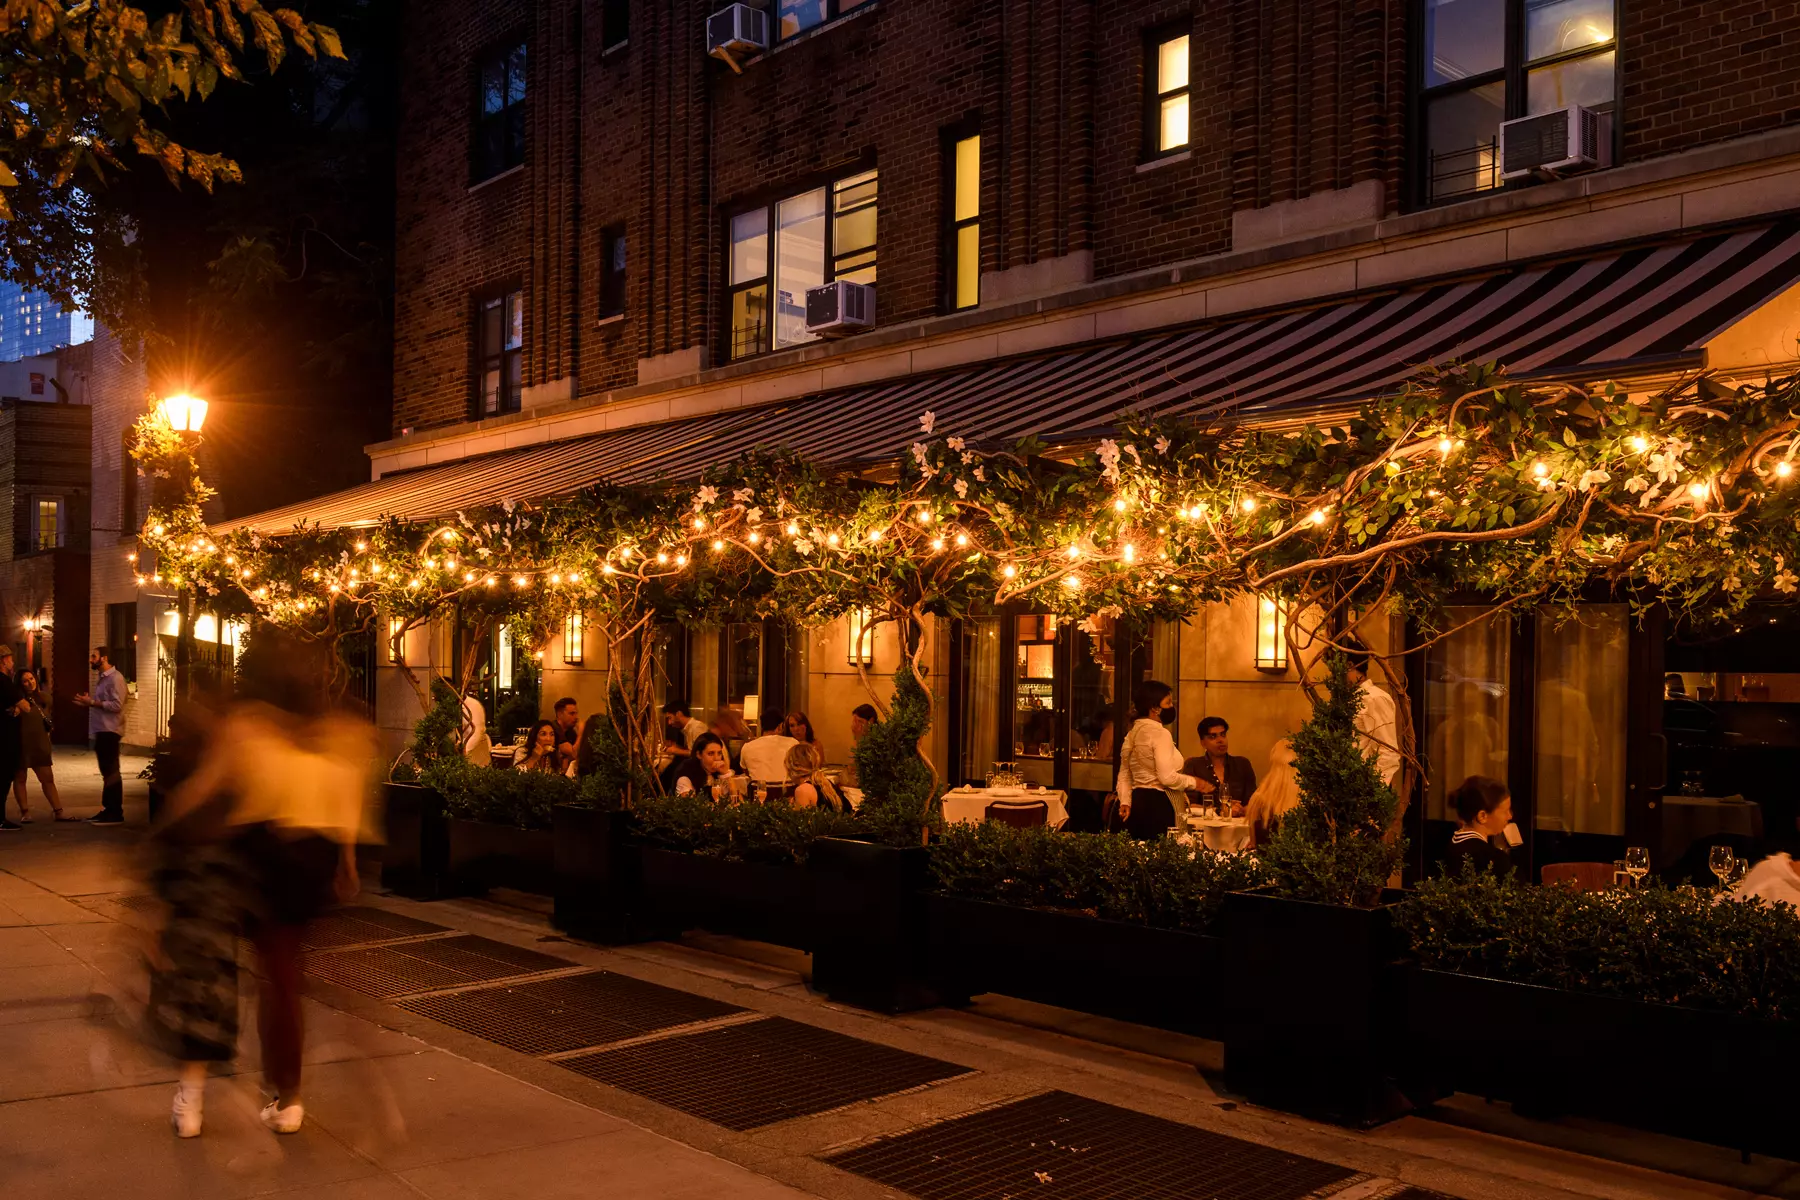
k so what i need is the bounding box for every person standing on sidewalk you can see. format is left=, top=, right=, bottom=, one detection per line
left=0, top=647, right=28, bottom=832
left=148, top=627, right=373, bottom=1138
left=13, top=670, right=71, bottom=821
left=73, top=646, right=126, bottom=825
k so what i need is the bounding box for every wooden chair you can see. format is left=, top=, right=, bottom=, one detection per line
left=985, top=798, right=1049, bottom=828
left=1539, top=861, right=1617, bottom=891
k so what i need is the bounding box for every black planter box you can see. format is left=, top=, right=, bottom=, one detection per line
left=1222, top=889, right=1409, bottom=1127
left=636, top=845, right=815, bottom=950
left=927, top=894, right=1226, bottom=1036
left=810, top=839, right=945, bottom=1013
left=446, top=817, right=555, bottom=896
left=552, top=805, right=646, bottom=943
left=1404, top=968, right=1800, bottom=1160
left=380, top=782, right=448, bottom=899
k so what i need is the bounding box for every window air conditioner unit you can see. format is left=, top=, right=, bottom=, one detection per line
left=1499, top=105, right=1602, bottom=181
left=707, top=4, right=768, bottom=74
left=804, top=281, right=876, bottom=337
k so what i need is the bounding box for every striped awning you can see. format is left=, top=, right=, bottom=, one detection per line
left=224, top=219, right=1800, bottom=534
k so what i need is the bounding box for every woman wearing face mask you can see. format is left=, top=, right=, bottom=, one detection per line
left=1113, top=681, right=1202, bottom=841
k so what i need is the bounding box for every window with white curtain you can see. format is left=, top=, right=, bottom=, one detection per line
left=1534, top=604, right=1628, bottom=835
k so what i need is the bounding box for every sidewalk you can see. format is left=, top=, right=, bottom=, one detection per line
left=0, top=757, right=1794, bottom=1200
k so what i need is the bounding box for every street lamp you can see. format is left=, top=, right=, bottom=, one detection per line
left=156, top=392, right=209, bottom=433
left=155, top=392, right=208, bottom=700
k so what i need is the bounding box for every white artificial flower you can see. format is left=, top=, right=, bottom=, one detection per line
left=911, top=443, right=936, bottom=475
left=1638, top=484, right=1662, bottom=508
left=1624, top=475, right=1649, bottom=494
left=1155, top=436, right=1171, bottom=455
left=960, top=451, right=974, bottom=465
left=795, top=539, right=814, bottom=556
left=733, top=487, right=754, bottom=503
left=694, top=485, right=719, bottom=509
left=1122, top=443, right=1141, bottom=463
left=974, top=465, right=986, bottom=482
left=748, top=507, right=763, bottom=523
left=954, top=478, right=969, bottom=499
left=1647, top=451, right=1683, bottom=484
left=1097, top=439, right=1121, bottom=483
left=947, top=436, right=965, bottom=452
left=1776, top=555, right=1799, bottom=594
left=920, top=410, right=936, bottom=434
left=1576, top=468, right=1611, bottom=491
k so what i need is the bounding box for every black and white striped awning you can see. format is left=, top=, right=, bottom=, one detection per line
left=224, top=219, right=1800, bottom=534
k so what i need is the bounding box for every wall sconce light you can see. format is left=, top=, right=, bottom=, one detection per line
left=847, top=607, right=875, bottom=667
left=1254, top=594, right=1289, bottom=672
left=563, top=611, right=585, bottom=665
left=386, top=616, right=404, bottom=665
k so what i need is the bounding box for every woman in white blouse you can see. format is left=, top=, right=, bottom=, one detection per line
left=1114, top=680, right=1201, bottom=840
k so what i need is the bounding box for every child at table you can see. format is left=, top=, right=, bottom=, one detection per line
left=1443, top=775, right=1516, bottom=878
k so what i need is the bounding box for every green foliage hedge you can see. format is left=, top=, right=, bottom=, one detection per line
left=629, top=790, right=866, bottom=867
left=930, top=822, right=1270, bottom=935
left=1398, top=870, right=1800, bottom=1022
left=850, top=661, right=940, bottom=845
left=422, top=757, right=578, bottom=830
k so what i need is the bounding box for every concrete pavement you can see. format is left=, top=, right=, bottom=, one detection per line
left=0, top=753, right=1794, bottom=1200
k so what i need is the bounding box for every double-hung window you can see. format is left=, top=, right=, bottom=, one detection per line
left=599, top=227, right=627, bottom=319
left=1145, top=26, right=1191, bottom=159
left=601, top=0, right=629, bottom=50
left=728, top=169, right=878, bottom=361
left=1417, top=0, right=1615, bottom=203
left=474, top=41, right=527, bottom=182
left=776, top=0, right=871, bottom=42
left=33, top=497, right=62, bottom=551
left=475, top=289, right=523, bottom=417
left=945, top=133, right=981, bottom=311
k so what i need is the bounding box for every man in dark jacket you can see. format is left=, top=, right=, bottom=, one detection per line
left=1180, top=716, right=1257, bottom=813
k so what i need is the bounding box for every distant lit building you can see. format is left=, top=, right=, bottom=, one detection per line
left=0, top=282, right=74, bottom=361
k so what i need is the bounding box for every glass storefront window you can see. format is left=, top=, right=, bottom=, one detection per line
left=1012, top=614, right=1057, bottom=785
left=723, top=622, right=763, bottom=720
left=1068, top=614, right=1120, bottom=794
left=960, top=618, right=1001, bottom=786
left=1535, top=605, right=1627, bottom=835
left=1421, top=607, right=1511, bottom=821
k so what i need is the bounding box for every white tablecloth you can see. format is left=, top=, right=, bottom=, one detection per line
left=942, top=788, right=1068, bottom=829
left=1188, top=816, right=1252, bottom=852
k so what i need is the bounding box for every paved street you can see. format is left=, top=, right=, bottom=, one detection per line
left=0, top=756, right=1794, bottom=1200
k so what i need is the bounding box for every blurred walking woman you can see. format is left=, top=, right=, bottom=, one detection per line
left=13, top=670, right=69, bottom=821
left=1113, top=681, right=1201, bottom=840
left=148, top=628, right=374, bottom=1139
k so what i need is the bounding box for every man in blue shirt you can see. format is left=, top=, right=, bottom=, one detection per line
left=73, top=645, right=126, bottom=825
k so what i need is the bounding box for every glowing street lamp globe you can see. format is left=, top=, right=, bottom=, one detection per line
left=157, top=392, right=209, bottom=433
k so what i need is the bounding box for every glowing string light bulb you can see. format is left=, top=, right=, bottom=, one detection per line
left=692, top=516, right=706, bottom=531
left=512, top=575, right=528, bottom=587
left=954, top=533, right=968, bottom=547
left=1122, top=543, right=1136, bottom=563
left=1002, top=564, right=1017, bottom=578
left=1310, top=509, right=1327, bottom=526
left=868, top=529, right=883, bottom=543
left=1437, top=437, right=1453, bottom=455
left=931, top=537, right=945, bottom=551
left=355, top=541, right=367, bottom=552
left=1062, top=575, right=1081, bottom=590
left=1777, top=460, right=1793, bottom=479
left=748, top=531, right=761, bottom=544
left=1688, top=481, right=1709, bottom=499
left=1532, top=462, right=1549, bottom=478
left=711, top=539, right=725, bottom=552
left=1066, top=544, right=1080, bottom=559
left=1241, top=497, right=1257, bottom=513
left=1113, top=498, right=1127, bottom=513
left=826, top=533, right=840, bottom=547
left=1630, top=436, right=1649, bottom=454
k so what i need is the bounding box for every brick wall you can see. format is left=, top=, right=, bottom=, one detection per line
left=393, top=0, right=1800, bottom=435
left=1623, top=0, right=1800, bottom=162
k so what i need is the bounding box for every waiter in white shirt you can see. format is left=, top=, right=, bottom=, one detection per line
left=1114, top=680, right=1202, bottom=840
left=1344, top=641, right=1400, bottom=789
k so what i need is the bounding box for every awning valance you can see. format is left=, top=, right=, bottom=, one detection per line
left=222, top=219, right=1800, bottom=535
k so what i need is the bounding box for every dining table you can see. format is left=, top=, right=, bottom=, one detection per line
left=1185, top=814, right=1252, bottom=852
left=941, top=786, right=1069, bottom=829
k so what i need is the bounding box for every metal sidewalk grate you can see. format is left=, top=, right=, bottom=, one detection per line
left=400, top=970, right=745, bottom=1056
left=305, top=934, right=573, bottom=998
left=302, top=906, right=450, bottom=950
left=116, top=894, right=161, bottom=911
left=560, top=1016, right=973, bottom=1130
left=823, top=1090, right=1358, bottom=1200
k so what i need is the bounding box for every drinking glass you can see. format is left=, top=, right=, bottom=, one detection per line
left=1727, top=857, right=1749, bottom=889
left=1709, top=845, right=1735, bottom=891
left=1624, top=846, right=1651, bottom=886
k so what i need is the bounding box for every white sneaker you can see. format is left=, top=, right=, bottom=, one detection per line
left=260, top=1098, right=304, bottom=1134
left=171, top=1083, right=203, bottom=1138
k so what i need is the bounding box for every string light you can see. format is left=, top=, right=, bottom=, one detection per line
left=1063, top=575, right=1081, bottom=590
left=512, top=575, right=528, bottom=587
left=826, top=533, right=840, bottom=547
left=1113, top=498, right=1127, bottom=513
left=424, top=558, right=436, bottom=569
left=127, top=552, right=137, bottom=562
left=711, top=539, right=725, bottom=552
left=1066, top=544, right=1080, bottom=559
left=954, top=533, right=968, bottom=547
left=152, top=524, right=165, bottom=535
left=916, top=510, right=933, bottom=524
left=1630, top=436, right=1649, bottom=454
left=355, top=541, right=367, bottom=552
left=446, top=558, right=457, bottom=570
left=748, top=531, right=761, bottom=544
left=1241, top=498, right=1256, bottom=513
left=1002, top=564, right=1017, bottom=578
left=656, top=551, right=670, bottom=564
left=675, top=553, right=688, bottom=567
left=786, top=522, right=799, bottom=536
left=408, top=578, right=421, bottom=589
left=441, top=530, right=456, bottom=542
left=1777, top=460, right=1793, bottom=479
left=619, top=546, right=632, bottom=560
left=868, top=529, right=883, bottom=543
left=1688, top=481, right=1709, bottom=499
left=602, top=564, right=616, bottom=575
left=370, top=563, right=383, bottom=575
left=485, top=576, right=497, bottom=587
left=1122, top=543, right=1136, bottom=563
left=692, top=517, right=706, bottom=530
left=463, top=571, right=475, bottom=582
left=1532, top=462, right=1549, bottom=478
left=568, top=572, right=580, bottom=582
left=550, top=573, right=562, bottom=584
left=1310, top=509, right=1327, bottom=526
left=1437, top=437, right=1453, bottom=454
left=931, top=537, right=944, bottom=551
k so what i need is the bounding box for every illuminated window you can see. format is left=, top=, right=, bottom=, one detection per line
left=776, top=0, right=870, bottom=41
left=945, top=133, right=981, bottom=312
left=474, top=288, right=523, bottom=417
left=1146, top=28, right=1191, bottom=157
left=727, top=169, right=877, bottom=360
left=32, top=498, right=61, bottom=551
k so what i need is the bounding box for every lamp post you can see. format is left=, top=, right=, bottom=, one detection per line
left=155, top=392, right=208, bottom=699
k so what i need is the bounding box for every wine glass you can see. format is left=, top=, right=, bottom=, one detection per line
left=1709, top=845, right=1735, bottom=892
left=1726, top=856, right=1749, bottom=890
left=1624, top=846, right=1651, bottom=887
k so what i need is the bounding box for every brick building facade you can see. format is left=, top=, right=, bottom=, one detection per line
left=234, top=0, right=1800, bottom=872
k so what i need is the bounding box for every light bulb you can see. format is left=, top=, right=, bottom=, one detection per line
left=748, top=531, right=761, bottom=544
left=512, top=575, right=527, bottom=587
left=464, top=572, right=475, bottom=582
left=1123, top=544, right=1136, bottom=563
left=1113, top=498, right=1127, bottom=513
left=485, top=576, right=497, bottom=587
left=931, top=538, right=944, bottom=551
left=355, top=541, right=367, bottom=552
left=826, top=533, right=840, bottom=547
left=1002, top=564, right=1017, bottom=578
left=550, top=573, right=562, bottom=584
left=619, top=546, right=632, bottom=559
left=446, top=558, right=457, bottom=570
left=370, top=563, right=382, bottom=575
left=1532, top=462, right=1548, bottom=477
left=868, top=529, right=883, bottom=543
left=712, top=539, right=724, bottom=552
left=675, top=554, right=688, bottom=567
left=955, top=533, right=968, bottom=547
left=1062, top=575, right=1080, bottom=590
left=1631, top=435, right=1649, bottom=453
left=917, top=510, right=933, bottom=524
left=656, top=551, right=669, bottom=564
left=441, top=530, right=455, bottom=541
left=1437, top=437, right=1453, bottom=454
left=127, top=552, right=137, bottom=562
left=1241, top=498, right=1256, bottom=512
left=786, top=522, right=799, bottom=536
left=1778, top=461, right=1793, bottom=479
left=1688, top=481, right=1708, bottom=499
left=152, top=524, right=165, bottom=535
left=1067, top=544, right=1080, bottom=559
left=1310, top=509, right=1327, bottom=526
left=424, top=558, right=436, bottom=569
left=408, top=579, right=421, bottom=589
left=568, top=572, right=580, bottom=582
left=602, top=564, right=616, bottom=575
left=692, top=516, right=705, bottom=530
